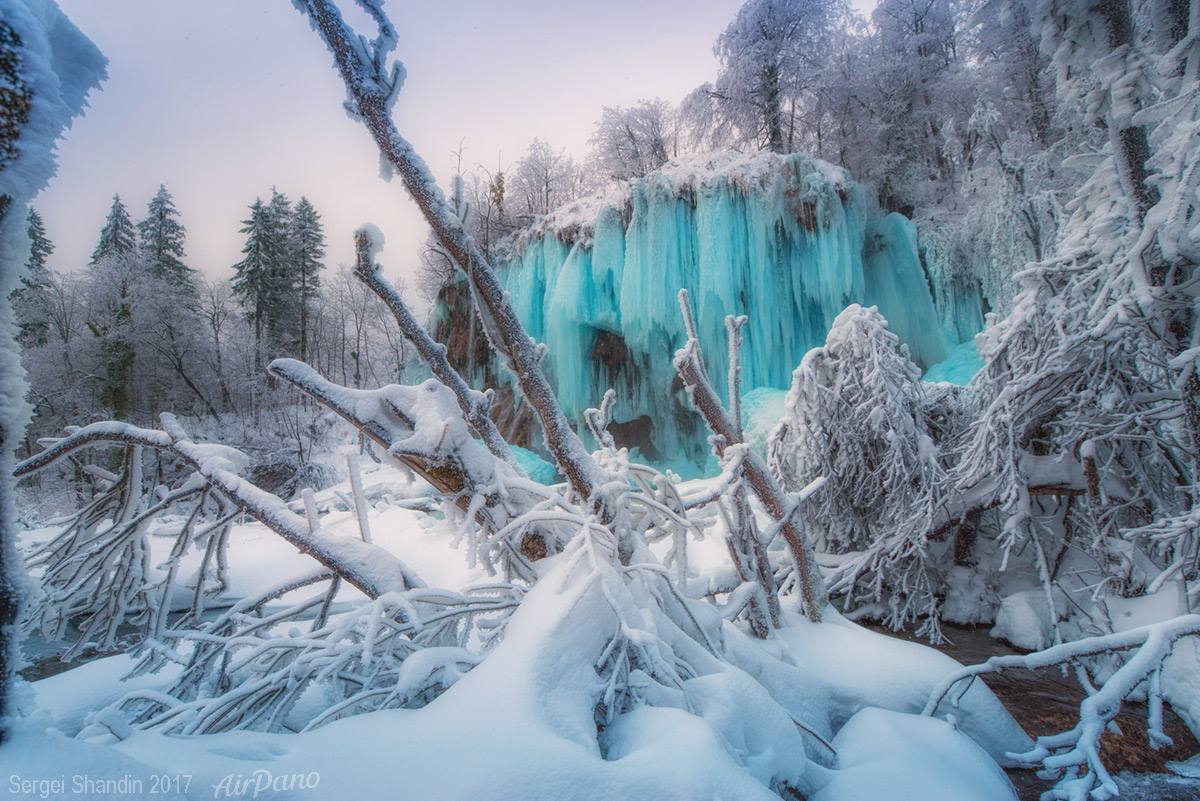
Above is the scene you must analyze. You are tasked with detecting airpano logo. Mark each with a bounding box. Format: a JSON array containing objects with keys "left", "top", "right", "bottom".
[{"left": 212, "top": 770, "right": 321, "bottom": 798}]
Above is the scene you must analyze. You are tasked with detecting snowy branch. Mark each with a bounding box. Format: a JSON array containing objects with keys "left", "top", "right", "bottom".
[
  {"left": 16, "top": 418, "right": 420, "bottom": 599},
  {"left": 925, "top": 615, "right": 1200, "bottom": 800},
  {"left": 350, "top": 227, "right": 520, "bottom": 472},
  {"left": 674, "top": 290, "right": 825, "bottom": 621},
  {"left": 292, "top": 0, "right": 609, "bottom": 514}
]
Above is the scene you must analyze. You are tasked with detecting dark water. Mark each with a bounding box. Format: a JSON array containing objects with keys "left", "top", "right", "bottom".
[{"left": 867, "top": 622, "right": 1200, "bottom": 801}]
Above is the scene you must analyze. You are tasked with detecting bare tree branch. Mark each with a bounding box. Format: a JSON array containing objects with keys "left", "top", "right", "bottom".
[
  {"left": 351, "top": 229, "right": 520, "bottom": 472},
  {"left": 16, "top": 418, "right": 420, "bottom": 598},
  {"left": 673, "top": 290, "right": 825, "bottom": 621},
  {"left": 293, "top": 0, "right": 608, "bottom": 515}
]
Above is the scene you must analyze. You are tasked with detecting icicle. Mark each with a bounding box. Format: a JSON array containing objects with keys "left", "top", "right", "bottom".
[{"left": 495, "top": 153, "right": 958, "bottom": 464}]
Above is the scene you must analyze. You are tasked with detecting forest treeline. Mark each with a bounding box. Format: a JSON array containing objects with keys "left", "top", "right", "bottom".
[{"left": 10, "top": 188, "right": 410, "bottom": 497}]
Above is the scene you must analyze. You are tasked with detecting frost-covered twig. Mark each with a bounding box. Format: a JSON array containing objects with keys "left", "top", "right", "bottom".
[
  {"left": 117, "top": 578, "right": 521, "bottom": 735},
  {"left": 674, "top": 290, "right": 824, "bottom": 621},
  {"left": 16, "top": 418, "right": 420, "bottom": 599},
  {"left": 345, "top": 454, "right": 372, "bottom": 544},
  {"left": 22, "top": 446, "right": 231, "bottom": 659}
]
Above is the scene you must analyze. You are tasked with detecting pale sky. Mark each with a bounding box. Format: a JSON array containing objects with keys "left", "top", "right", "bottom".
[{"left": 37, "top": 0, "right": 748, "bottom": 283}]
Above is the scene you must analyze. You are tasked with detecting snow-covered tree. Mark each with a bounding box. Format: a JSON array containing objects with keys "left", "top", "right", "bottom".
[
  {"left": 682, "top": 0, "right": 845, "bottom": 153},
  {"left": 231, "top": 196, "right": 285, "bottom": 369},
  {"left": 289, "top": 196, "right": 325, "bottom": 361},
  {"left": 85, "top": 253, "right": 138, "bottom": 419},
  {"left": 589, "top": 99, "right": 676, "bottom": 181},
  {"left": 510, "top": 138, "right": 589, "bottom": 219},
  {"left": 137, "top": 183, "right": 194, "bottom": 292},
  {"left": 770, "top": 305, "right": 939, "bottom": 553},
  {"left": 263, "top": 188, "right": 297, "bottom": 352},
  {"left": 90, "top": 193, "right": 136, "bottom": 263},
  {"left": 10, "top": 206, "right": 51, "bottom": 346}
]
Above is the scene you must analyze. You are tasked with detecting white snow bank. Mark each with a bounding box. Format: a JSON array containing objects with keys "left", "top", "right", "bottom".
[
  {"left": 774, "top": 609, "right": 1033, "bottom": 766},
  {"left": 80, "top": 551, "right": 794, "bottom": 800},
  {"left": 810, "top": 708, "right": 1016, "bottom": 801},
  {"left": 28, "top": 654, "right": 180, "bottom": 735},
  {"left": 991, "top": 587, "right": 1069, "bottom": 650},
  {"left": 13, "top": 517, "right": 1028, "bottom": 800},
  {"left": 0, "top": 720, "right": 188, "bottom": 801}
]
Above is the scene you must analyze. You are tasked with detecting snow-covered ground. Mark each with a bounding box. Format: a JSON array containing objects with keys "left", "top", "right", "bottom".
[{"left": 9, "top": 461, "right": 1035, "bottom": 801}]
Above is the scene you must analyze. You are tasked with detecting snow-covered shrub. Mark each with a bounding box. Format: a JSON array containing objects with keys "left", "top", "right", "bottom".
[{"left": 769, "top": 304, "right": 940, "bottom": 554}]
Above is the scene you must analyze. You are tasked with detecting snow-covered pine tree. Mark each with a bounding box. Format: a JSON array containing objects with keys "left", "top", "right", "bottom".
[
  {"left": 231, "top": 196, "right": 286, "bottom": 370},
  {"left": 289, "top": 196, "right": 324, "bottom": 361},
  {"left": 10, "top": 206, "right": 51, "bottom": 346},
  {"left": 768, "top": 305, "right": 954, "bottom": 636},
  {"left": 137, "top": 183, "right": 195, "bottom": 293},
  {"left": 90, "top": 193, "right": 135, "bottom": 263},
  {"left": 265, "top": 188, "right": 299, "bottom": 354},
  {"left": 86, "top": 196, "right": 141, "bottom": 420}
]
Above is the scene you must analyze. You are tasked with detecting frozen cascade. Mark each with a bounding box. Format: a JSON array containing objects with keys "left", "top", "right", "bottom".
[{"left": 443, "top": 152, "right": 984, "bottom": 467}]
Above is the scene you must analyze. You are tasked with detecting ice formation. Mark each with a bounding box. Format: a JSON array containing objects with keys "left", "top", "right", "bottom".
[{"left": 486, "top": 151, "right": 982, "bottom": 463}]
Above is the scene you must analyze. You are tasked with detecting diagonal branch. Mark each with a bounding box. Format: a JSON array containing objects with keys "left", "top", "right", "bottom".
[
  {"left": 673, "top": 290, "right": 825, "bottom": 621},
  {"left": 293, "top": 0, "right": 608, "bottom": 515},
  {"left": 350, "top": 228, "right": 520, "bottom": 472}
]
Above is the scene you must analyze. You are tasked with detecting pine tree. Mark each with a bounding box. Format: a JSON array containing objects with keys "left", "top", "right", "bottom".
[
  {"left": 262, "top": 189, "right": 297, "bottom": 354},
  {"left": 137, "top": 184, "right": 195, "bottom": 292},
  {"left": 90, "top": 194, "right": 136, "bottom": 263},
  {"left": 11, "top": 208, "right": 53, "bottom": 347},
  {"left": 87, "top": 196, "right": 139, "bottom": 419},
  {"left": 265, "top": 189, "right": 297, "bottom": 352},
  {"left": 231, "top": 198, "right": 276, "bottom": 370},
  {"left": 289, "top": 196, "right": 325, "bottom": 361}
]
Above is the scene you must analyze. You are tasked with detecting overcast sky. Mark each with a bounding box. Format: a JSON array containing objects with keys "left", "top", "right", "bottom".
[{"left": 39, "top": 1, "right": 875, "bottom": 285}]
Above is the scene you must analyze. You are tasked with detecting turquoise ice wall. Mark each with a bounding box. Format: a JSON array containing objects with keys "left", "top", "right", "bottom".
[{"left": 492, "top": 153, "right": 979, "bottom": 465}]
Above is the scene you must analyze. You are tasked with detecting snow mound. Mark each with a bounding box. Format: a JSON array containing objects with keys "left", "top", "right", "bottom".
[
  {"left": 1106, "top": 584, "right": 1200, "bottom": 738},
  {"left": 776, "top": 610, "right": 1033, "bottom": 766},
  {"left": 811, "top": 708, "right": 1016, "bottom": 801},
  {"left": 991, "top": 587, "right": 1069, "bottom": 651}
]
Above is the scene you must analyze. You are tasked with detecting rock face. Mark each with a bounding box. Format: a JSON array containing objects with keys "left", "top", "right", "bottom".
[{"left": 432, "top": 151, "right": 984, "bottom": 466}]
